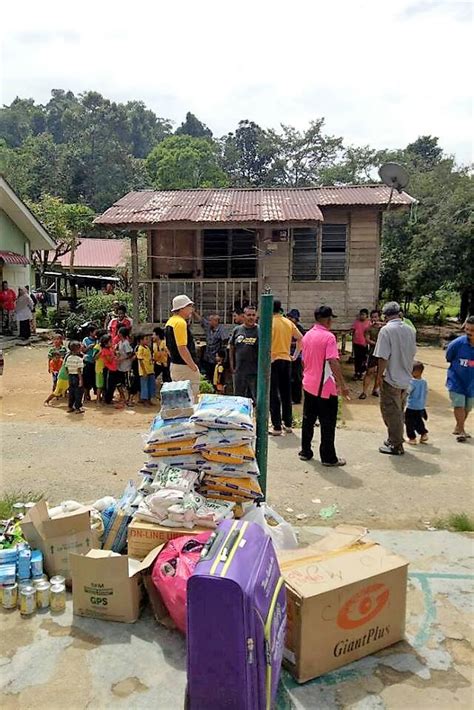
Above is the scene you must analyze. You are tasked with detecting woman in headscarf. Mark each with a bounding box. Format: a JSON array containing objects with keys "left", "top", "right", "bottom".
[{"left": 15, "top": 287, "right": 34, "bottom": 340}]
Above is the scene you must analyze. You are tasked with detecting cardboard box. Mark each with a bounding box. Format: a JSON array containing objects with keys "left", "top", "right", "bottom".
[
  {"left": 127, "top": 519, "right": 208, "bottom": 560},
  {"left": 278, "top": 525, "right": 408, "bottom": 683},
  {"left": 21, "top": 500, "right": 99, "bottom": 583},
  {"left": 70, "top": 546, "right": 162, "bottom": 623}
]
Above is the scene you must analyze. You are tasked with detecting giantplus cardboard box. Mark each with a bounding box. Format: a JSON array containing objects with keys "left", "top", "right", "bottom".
[
  {"left": 70, "top": 546, "right": 162, "bottom": 623},
  {"left": 277, "top": 525, "right": 408, "bottom": 683},
  {"left": 21, "top": 500, "right": 99, "bottom": 584},
  {"left": 127, "top": 519, "right": 208, "bottom": 560}
]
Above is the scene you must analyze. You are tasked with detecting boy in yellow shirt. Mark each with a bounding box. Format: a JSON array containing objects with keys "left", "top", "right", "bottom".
[
  {"left": 152, "top": 327, "right": 171, "bottom": 383},
  {"left": 136, "top": 334, "right": 156, "bottom": 405}
]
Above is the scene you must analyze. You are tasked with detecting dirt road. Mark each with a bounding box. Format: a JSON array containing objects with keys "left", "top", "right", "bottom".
[{"left": 1, "top": 343, "right": 472, "bottom": 528}]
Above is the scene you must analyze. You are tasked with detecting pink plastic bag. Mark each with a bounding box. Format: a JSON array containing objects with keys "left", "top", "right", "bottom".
[{"left": 151, "top": 531, "right": 212, "bottom": 633}]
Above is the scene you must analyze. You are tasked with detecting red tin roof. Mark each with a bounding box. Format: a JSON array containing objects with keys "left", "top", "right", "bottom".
[{"left": 58, "top": 238, "right": 126, "bottom": 269}]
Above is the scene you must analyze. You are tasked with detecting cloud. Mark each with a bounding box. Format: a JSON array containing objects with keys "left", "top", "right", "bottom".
[{"left": 0, "top": 0, "right": 472, "bottom": 164}]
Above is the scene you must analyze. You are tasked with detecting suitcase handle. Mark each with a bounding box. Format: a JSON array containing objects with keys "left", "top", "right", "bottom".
[
  {"left": 220, "top": 531, "right": 241, "bottom": 562},
  {"left": 200, "top": 530, "right": 225, "bottom": 561}
]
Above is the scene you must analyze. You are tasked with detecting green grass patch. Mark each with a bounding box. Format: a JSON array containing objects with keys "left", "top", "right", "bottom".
[
  {"left": 0, "top": 490, "right": 44, "bottom": 519},
  {"left": 435, "top": 512, "right": 474, "bottom": 533}
]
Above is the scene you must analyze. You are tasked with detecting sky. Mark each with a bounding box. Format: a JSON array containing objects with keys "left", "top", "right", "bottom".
[{"left": 1, "top": 0, "right": 472, "bottom": 164}]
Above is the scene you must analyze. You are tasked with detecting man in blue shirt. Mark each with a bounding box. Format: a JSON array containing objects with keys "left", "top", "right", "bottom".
[{"left": 446, "top": 316, "right": 474, "bottom": 442}]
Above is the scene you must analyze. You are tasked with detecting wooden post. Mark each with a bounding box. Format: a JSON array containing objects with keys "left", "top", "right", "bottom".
[{"left": 130, "top": 231, "right": 140, "bottom": 325}]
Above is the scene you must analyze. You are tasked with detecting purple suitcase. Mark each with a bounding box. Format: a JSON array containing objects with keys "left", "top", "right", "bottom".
[{"left": 187, "top": 519, "right": 286, "bottom": 710}]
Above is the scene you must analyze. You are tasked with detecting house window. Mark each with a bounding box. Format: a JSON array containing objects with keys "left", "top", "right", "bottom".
[
  {"left": 291, "top": 225, "right": 347, "bottom": 281},
  {"left": 292, "top": 227, "right": 318, "bottom": 281},
  {"left": 321, "top": 224, "right": 347, "bottom": 281},
  {"left": 203, "top": 229, "right": 257, "bottom": 279}
]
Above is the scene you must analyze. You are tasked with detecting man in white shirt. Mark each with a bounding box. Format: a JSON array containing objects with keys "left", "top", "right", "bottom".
[{"left": 374, "top": 302, "right": 417, "bottom": 455}]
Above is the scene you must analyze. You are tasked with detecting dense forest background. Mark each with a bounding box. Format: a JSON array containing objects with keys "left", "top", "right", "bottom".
[{"left": 0, "top": 90, "right": 472, "bottom": 316}]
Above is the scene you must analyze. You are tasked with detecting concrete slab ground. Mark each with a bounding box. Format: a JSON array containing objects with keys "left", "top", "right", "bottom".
[{"left": 1, "top": 529, "right": 472, "bottom": 710}]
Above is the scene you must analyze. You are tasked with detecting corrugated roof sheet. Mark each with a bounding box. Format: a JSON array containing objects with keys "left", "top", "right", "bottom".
[
  {"left": 94, "top": 186, "right": 415, "bottom": 227},
  {"left": 0, "top": 250, "right": 29, "bottom": 265},
  {"left": 57, "top": 238, "right": 126, "bottom": 269}
]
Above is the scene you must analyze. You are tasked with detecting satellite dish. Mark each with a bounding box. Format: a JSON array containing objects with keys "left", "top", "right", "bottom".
[{"left": 378, "top": 163, "right": 409, "bottom": 193}]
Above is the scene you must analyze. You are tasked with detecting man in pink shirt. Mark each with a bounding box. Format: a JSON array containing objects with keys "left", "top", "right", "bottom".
[
  {"left": 299, "top": 306, "right": 350, "bottom": 466},
  {"left": 351, "top": 308, "right": 370, "bottom": 380}
]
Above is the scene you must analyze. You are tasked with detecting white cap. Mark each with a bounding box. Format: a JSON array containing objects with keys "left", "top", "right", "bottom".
[{"left": 171, "top": 294, "right": 194, "bottom": 312}]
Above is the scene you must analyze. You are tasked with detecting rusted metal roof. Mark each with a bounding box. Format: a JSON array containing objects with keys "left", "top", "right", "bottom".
[
  {"left": 313, "top": 185, "right": 416, "bottom": 206},
  {"left": 94, "top": 186, "right": 415, "bottom": 227},
  {"left": 57, "top": 238, "right": 127, "bottom": 269}
]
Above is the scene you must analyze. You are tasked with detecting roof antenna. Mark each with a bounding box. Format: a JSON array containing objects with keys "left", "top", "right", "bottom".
[{"left": 378, "top": 163, "right": 409, "bottom": 211}]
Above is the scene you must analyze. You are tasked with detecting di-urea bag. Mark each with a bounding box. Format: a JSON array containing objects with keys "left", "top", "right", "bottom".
[
  {"left": 146, "top": 416, "right": 198, "bottom": 444},
  {"left": 193, "top": 429, "right": 255, "bottom": 450},
  {"left": 152, "top": 532, "right": 212, "bottom": 633},
  {"left": 191, "top": 395, "right": 254, "bottom": 431}
]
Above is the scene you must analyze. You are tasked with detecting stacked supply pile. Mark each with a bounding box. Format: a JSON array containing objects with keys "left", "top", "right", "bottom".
[
  {"left": 191, "top": 395, "right": 263, "bottom": 510},
  {"left": 134, "top": 465, "right": 235, "bottom": 530},
  {"left": 135, "top": 384, "right": 241, "bottom": 532},
  {"left": 141, "top": 392, "right": 262, "bottom": 518}
]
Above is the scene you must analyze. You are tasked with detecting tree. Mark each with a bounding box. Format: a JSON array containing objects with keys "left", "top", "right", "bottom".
[
  {"left": 0, "top": 97, "right": 45, "bottom": 148},
  {"left": 319, "top": 145, "right": 377, "bottom": 185},
  {"left": 175, "top": 112, "right": 212, "bottom": 139},
  {"left": 146, "top": 135, "right": 228, "bottom": 189},
  {"left": 406, "top": 135, "right": 443, "bottom": 172},
  {"left": 221, "top": 120, "right": 276, "bottom": 186},
  {"left": 268, "top": 120, "right": 343, "bottom": 186},
  {"left": 380, "top": 140, "right": 474, "bottom": 315},
  {"left": 26, "top": 195, "right": 95, "bottom": 280}
]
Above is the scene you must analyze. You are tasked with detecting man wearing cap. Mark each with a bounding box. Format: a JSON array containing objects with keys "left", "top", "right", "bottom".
[
  {"left": 287, "top": 309, "right": 305, "bottom": 405},
  {"left": 194, "top": 310, "right": 227, "bottom": 383},
  {"left": 165, "top": 295, "right": 200, "bottom": 400},
  {"left": 374, "top": 301, "right": 417, "bottom": 455},
  {"left": 269, "top": 300, "right": 303, "bottom": 436},
  {"left": 299, "top": 306, "right": 349, "bottom": 465}
]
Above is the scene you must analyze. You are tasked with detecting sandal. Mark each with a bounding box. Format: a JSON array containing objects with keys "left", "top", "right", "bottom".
[
  {"left": 456, "top": 434, "right": 467, "bottom": 443},
  {"left": 358, "top": 393, "right": 367, "bottom": 400}
]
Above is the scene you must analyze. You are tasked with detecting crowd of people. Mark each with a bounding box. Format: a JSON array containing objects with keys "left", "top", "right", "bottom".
[
  {"left": 39, "top": 292, "right": 474, "bottom": 455},
  {"left": 0, "top": 281, "right": 38, "bottom": 339}
]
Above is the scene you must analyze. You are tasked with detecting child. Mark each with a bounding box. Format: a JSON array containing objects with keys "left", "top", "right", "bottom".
[
  {"left": 136, "top": 334, "right": 156, "bottom": 405},
  {"left": 47, "top": 334, "right": 67, "bottom": 391},
  {"left": 116, "top": 326, "right": 134, "bottom": 404},
  {"left": 64, "top": 341, "right": 85, "bottom": 413},
  {"left": 81, "top": 324, "right": 98, "bottom": 401},
  {"left": 100, "top": 333, "right": 119, "bottom": 405},
  {"left": 152, "top": 327, "right": 171, "bottom": 383},
  {"left": 44, "top": 353, "right": 69, "bottom": 406},
  {"left": 405, "top": 361, "right": 429, "bottom": 444},
  {"left": 213, "top": 348, "right": 226, "bottom": 393},
  {"left": 48, "top": 350, "right": 64, "bottom": 391},
  {"left": 127, "top": 335, "right": 141, "bottom": 406},
  {"left": 351, "top": 309, "right": 370, "bottom": 380},
  {"left": 359, "top": 309, "right": 382, "bottom": 399},
  {"left": 93, "top": 329, "right": 106, "bottom": 403}
]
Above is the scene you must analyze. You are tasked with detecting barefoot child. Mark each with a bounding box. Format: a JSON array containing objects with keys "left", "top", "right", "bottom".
[
  {"left": 44, "top": 354, "right": 69, "bottom": 405},
  {"left": 213, "top": 348, "right": 226, "bottom": 393},
  {"left": 64, "top": 341, "right": 85, "bottom": 413},
  {"left": 405, "top": 361, "right": 428, "bottom": 444},
  {"left": 93, "top": 329, "right": 106, "bottom": 402},
  {"left": 136, "top": 334, "right": 155, "bottom": 405},
  {"left": 47, "top": 334, "right": 67, "bottom": 391}
]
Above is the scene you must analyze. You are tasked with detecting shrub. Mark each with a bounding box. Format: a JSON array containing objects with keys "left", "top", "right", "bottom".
[{"left": 77, "top": 291, "right": 134, "bottom": 324}]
